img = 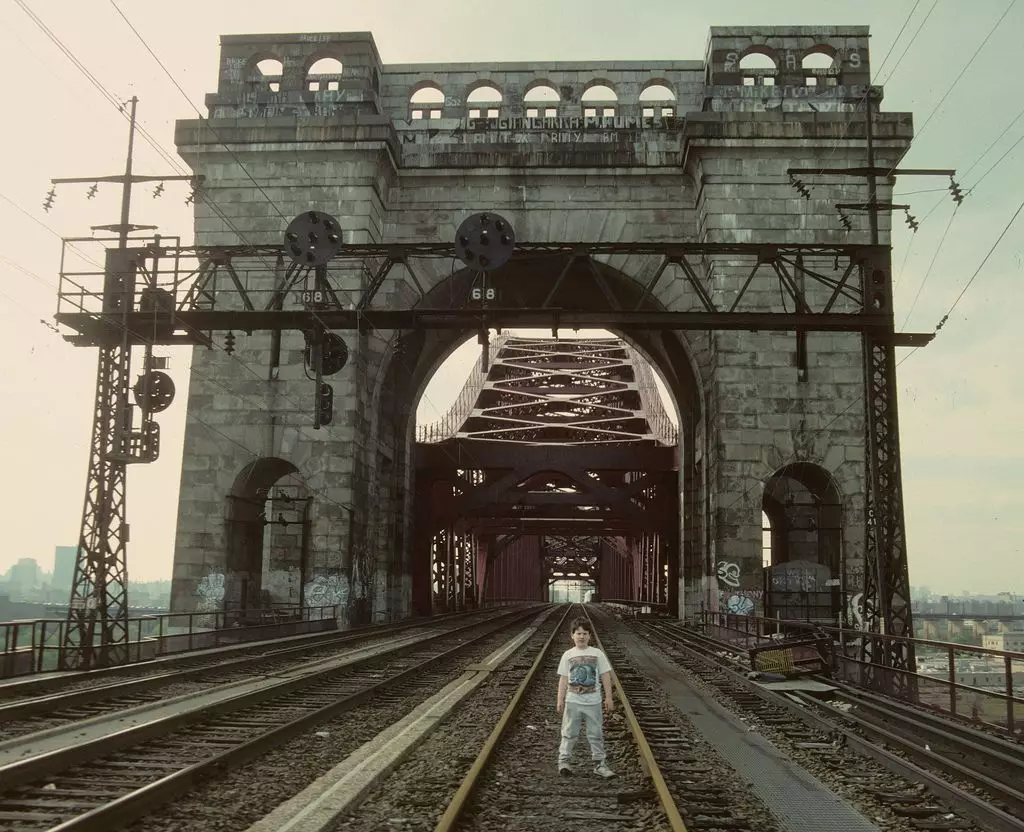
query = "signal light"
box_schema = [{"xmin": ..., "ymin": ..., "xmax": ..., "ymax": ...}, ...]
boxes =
[{"xmin": 318, "ymin": 383, "xmax": 334, "ymax": 427}]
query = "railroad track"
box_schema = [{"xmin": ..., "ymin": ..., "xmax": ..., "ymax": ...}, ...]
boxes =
[
  {"xmin": 0, "ymin": 607, "xmax": 528, "ymax": 742},
  {"xmin": 0, "ymin": 607, "xmax": 500, "ymax": 705},
  {"xmin": 429, "ymin": 604, "xmax": 681, "ymax": 832},
  {"xmin": 0, "ymin": 606, "xmax": 542, "ymax": 831},
  {"xmin": 639, "ymin": 619, "xmax": 1024, "ymax": 832},
  {"xmin": 423, "ymin": 604, "xmax": 786, "ymax": 832}
]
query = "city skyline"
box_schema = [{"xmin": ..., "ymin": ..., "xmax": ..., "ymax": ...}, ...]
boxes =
[{"xmin": 0, "ymin": 1, "xmax": 1020, "ymax": 594}]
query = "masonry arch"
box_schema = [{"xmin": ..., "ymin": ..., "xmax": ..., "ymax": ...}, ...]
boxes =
[
  {"xmin": 639, "ymin": 81, "xmax": 676, "ymax": 117},
  {"xmin": 524, "ymin": 81, "xmax": 560, "ymax": 117},
  {"xmin": 247, "ymin": 56, "xmax": 284, "ymax": 92},
  {"xmin": 366, "ymin": 256, "xmax": 705, "ymax": 620},
  {"xmin": 410, "ymin": 84, "xmax": 445, "ymax": 119},
  {"xmin": 761, "ymin": 462, "xmax": 843, "ymax": 620},
  {"xmin": 466, "ymin": 83, "xmax": 502, "ymax": 118},
  {"xmin": 224, "ymin": 457, "xmax": 312, "ymax": 619},
  {"xmin": 581, "ymin": 81, "xmax": 618, "ymax": 117}
]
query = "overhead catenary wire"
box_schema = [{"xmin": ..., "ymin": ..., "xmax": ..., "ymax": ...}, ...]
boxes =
[{"xmin": 18, "ymin": 0, "xmax": 468, "ymax": 480}]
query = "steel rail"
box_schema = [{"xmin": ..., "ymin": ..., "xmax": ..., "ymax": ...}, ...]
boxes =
[
  {"xmin": 0, "ymin": 607, "xmax": 513, "ymax": 721},
  {"xmin": 0, "ymin": 606, "xmax": 495, "ymax": 702},
  {"xmin": 584, "ymin": 610, "xmax": 689, "ymax": 832},
  {"xmin": 433, "ymin": 605, "xmax": 574, "ymax": 831},
  {"xmin": 657, "ymin": 619, "xmax": 1024, "ymax": 790},
  {"xmin": 40, "ymin": 609, "xmax": 547, "ymax": 832},
  {"xmin": 793, "ymin": 690, "xmax": 1024, "ymax": 818},
  {"xmin": 641, "ymin": 621, "xmax": 1024, "ymax": 832},
  {"xmin": 0, "ymin": 607, "xmax": 539, "ymax": 793}
]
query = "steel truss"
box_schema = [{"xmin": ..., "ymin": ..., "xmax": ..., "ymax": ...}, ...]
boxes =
[
  {"xmin": 57, "ymin": 241, "xmax": 930, "ymax": 345},
  {"xmin": 861, "ymin": 333, "xmax": 916, "ymax": 691},
  {"xmin": 56, "ymin": 235, "xmax": 924, "ymax": 678}
]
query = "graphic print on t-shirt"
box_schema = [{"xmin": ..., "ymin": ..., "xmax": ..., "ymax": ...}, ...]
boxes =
[{"xmin": 567, "ymin": 654, "xmax": 599, "ymax": 695}]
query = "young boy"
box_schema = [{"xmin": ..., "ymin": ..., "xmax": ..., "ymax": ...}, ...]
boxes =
[{"xmin": 555, "ymin": 617, "xmax": 615, "ymax": 778}]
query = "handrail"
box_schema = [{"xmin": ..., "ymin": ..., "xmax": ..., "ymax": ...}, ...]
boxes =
[{"xmin": 416, "ymin": 332, "xmax": 510, "ymax": 443}]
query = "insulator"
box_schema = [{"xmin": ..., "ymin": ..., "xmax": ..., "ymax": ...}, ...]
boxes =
[
  {"xmin": 949, "ymin": 178, "xmax": 965, "ymax": 205},
  {"xmin": 224, "ymin": 330, "xmax": 236, "ymax": 355}
]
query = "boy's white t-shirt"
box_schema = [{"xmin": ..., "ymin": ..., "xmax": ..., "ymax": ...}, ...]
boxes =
[{"xmin": 557, "ymin": 646, "xmax": 612, "ymax": 706}]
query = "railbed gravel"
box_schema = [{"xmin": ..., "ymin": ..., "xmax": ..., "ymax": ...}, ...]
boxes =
[
  {"xmin": 630, "ymin": 620, "xmax": 989, "ymax": 832},
  {"xmin": 123, "ymin": 612, "xmax": 548, "ymax": 832},
  {"xmin": 0, "ymin": 611, "xmax": 502, "ymax": 705},
  {"xmin": 333, "ymin": 609, "xmax": 670, "ymax": 832},
  {"xmin": 0, "ymin": 613, "xmax": 515, "ymax": 742},
  {"xmin": 592, "ymin": 612, "xmax": 783, "ymax": 832}
]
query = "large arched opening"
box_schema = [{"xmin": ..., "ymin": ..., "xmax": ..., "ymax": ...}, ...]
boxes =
[{"xmin": 366, "ymin": 255, "xmax": 705, "ymax": 620}]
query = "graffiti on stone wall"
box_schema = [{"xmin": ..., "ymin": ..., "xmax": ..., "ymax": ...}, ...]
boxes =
[
  {"xmin": 195, "ymin": 573, "xmax": 226, "ymax": 612},
  {"xmin": 847, "ymin": 592, "xmax": 865, "ymax": 629},
  {"xmin": 716, "ymin": 560, "xmax": 740, "ymax": 588},
  {"xmin": 304, "ymin": 573, "xmax": 349, "ymax": 609},
  {"xmin": 725, "ymin": 593, "xmax": 755, "ymax": 615},
  {"xmin": 722, "ymin": 589, "xmax": 763, "ymax": 616}
]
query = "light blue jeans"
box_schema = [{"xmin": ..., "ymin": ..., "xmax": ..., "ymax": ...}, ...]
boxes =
[{"xmin": 558, "ymin": 700, "xmax": 606, "ymax": 763}]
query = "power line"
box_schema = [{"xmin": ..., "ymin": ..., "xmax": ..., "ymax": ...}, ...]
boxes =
[
  {"xmin": 879, "ymin": 0, "xmax": 938, "ymax": 86},
  {"xmin": 874, "ymin": 0, "xmax": 923, "ymax": 81},
  {"xmin": 908, "ymin": 0, "xmax": 1017, "ymax": 148},
  {"xmin": 899, "ymin": 203, "xmax": 959, "ymax": 330},
  {"xmin": 934, "ymin": 195, "xmax": 1024, "ymax": 333},
  {"xmin": 109, "ymin": 0, "xmax": 289, "ymax": 224},
  {"xmin": 961, "ymin": 105, "xmax": 1024, "ymax": 181}
]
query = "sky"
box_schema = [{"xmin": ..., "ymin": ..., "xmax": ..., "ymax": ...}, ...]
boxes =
[{"xmin": 0, "ymin": 0, "xmax": 1021, "ymax": 594}]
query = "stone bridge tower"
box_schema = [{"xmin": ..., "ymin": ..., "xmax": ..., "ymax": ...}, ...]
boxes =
[{"xmin": 170, "ymin": 26, "xmax": 912, "ymax": 628}]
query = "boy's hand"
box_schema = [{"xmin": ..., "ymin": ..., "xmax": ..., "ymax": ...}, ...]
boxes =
[
  {"xmin": 604, "ymin": 697, "xmax": 615, "ymax": 713},
  {"xmin": 556, "ymin": 700, "xmax": 564, "ymax": 714}
]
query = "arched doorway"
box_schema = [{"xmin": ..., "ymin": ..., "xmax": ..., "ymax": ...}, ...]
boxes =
[
  {"xmin": 761, "ymin": 462, "xmax": 843, "ymax": 621},
  {"xmin": 224, "ymin": 457, "xmax": 312, "ymax": 621}
]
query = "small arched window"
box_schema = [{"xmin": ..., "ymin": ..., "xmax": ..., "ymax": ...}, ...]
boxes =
[
  {"xmin": 524, "ymin": 84, "xmax": 559, "ymax": 118},
  {"xmin": 802, "ymin": 51, "xmax": 838, "ymax": 87},
  {"xmin": 255, "ymin": 58, "xmax": 283, "ymax": 93},
  {"xmin": 307, "ymin": 57, "xmax": 343, "ymax": 92},
  {"xmin": 738, "ymin": 52, "xmax": 777, "ymax": 87},
  {"xmin": 467, "ymin": 85, "xmax": 502, "ymax": 119},
  {"xmin": 582, "ymin": 84, "xmax": 617, "ymax": 117},
  {"xmin": 639, "ymin": 83, "xmax": 676, "ymax": 118},
  {"xmin": 410, "ymin": 85, "xmax": 445, "ymax": 120},
  {"xmin": 762, "ymin": 511, "xmax": 772, "ymax": 568}
]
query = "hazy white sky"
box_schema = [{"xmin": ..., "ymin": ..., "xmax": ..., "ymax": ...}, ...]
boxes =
[{"xmin": 0, "ymin": 0, "xmax": 1020, "ymax": 594}]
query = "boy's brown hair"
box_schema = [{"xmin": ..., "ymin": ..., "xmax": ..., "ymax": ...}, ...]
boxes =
[{"xmin": 570, "ymin": 617, "xmax": 592, "ymax": 635}]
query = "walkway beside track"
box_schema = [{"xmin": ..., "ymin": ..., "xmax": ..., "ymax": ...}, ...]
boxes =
[{"xmin": 603, "ymin": 615, "xmax": 883, "ymax": 832}]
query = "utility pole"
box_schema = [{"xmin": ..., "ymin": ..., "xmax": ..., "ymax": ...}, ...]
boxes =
[
  {"xmin": 57, "ymin": 97, "xmax": 196, "ymax": 670},
  {"xmin": 788, "ymin": 87, "xmax": 962, "ymax": 695}
]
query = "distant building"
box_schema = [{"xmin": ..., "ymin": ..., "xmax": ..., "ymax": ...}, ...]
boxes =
[
  {"xmin": 982, "ymin": 633, "xmax": 1024, "ymax": 654},
  {"xmin": 53, "ymin": 546, "xmax": 77, "ymax": 600},
  {"xmin": 6, "ymin": 558, "xmax": 42, "ymax": 599}
]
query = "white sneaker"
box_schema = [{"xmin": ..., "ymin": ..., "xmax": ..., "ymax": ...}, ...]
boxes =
[{"xmin": 594, "ymin": 762, "xmax": 615, "ymax": 778}]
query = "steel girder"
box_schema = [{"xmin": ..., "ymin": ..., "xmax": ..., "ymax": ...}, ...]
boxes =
[
  {"xmin": 55, "ymin": 240, "xmax": 933, "ymax": 347},
  {"xmin": 429, "ymin": 526, "xmax": 475, "ymax": 612}
]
